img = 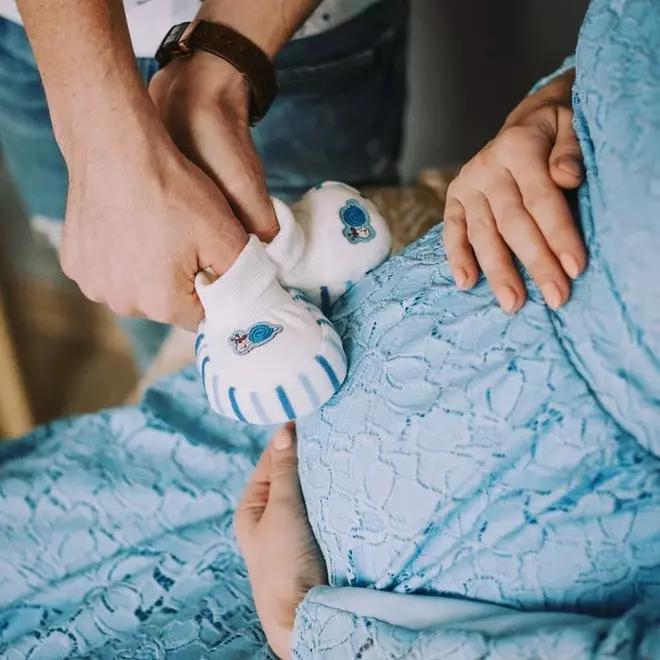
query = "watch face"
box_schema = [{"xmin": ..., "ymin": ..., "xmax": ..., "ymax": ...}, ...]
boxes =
[
  {"xmin": 156, "ymin": 23, "xmax": 190, "ymax": 66},
  {"xmin": 163, "ymin": 23, "xmax": 187, "ymax": 49},
  {"xmin": 156, "ymin": 23, "xmax": 189, "ymax": 68}
]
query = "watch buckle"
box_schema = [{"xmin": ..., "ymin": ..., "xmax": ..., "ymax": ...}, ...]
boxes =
[{"xmin": 178, "ymin": 20, "xmax": 200, "ymax": 55}]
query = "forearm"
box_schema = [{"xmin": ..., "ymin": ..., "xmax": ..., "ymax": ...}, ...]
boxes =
[{"xmin": 16, "ymin": 0, "xmax": 159, "ymax": 161}]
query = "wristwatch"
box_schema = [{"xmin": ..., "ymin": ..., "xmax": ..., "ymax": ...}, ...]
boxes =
[{"xmin": 155, "ymin": 20, "xmax": 278, "ymax": 125}]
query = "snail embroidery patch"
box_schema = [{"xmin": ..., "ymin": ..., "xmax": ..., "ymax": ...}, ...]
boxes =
[
  {"xmin": 339, "ymin": 199, "xmax": 375, "ymax": 244},
  {"xmin": 229, "ymin": 322, "xmax": 283, "ymax": 356}
]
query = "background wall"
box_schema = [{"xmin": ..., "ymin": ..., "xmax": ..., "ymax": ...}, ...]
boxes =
[{"xmin": 402, "ymin": 0, "xmax": 589, "ymax": 178}]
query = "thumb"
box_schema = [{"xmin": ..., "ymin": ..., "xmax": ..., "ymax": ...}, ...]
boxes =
[
  {"xmin": 548, "ymin": 106, "xmax": 584, "ymax": 189},
  {"xmin": 234, "ymin": 444, "xmax": 274, "ymax": 545},
  {"xmin": 267, "ymin": 424, "xmax": 303, "ymax": 507}
]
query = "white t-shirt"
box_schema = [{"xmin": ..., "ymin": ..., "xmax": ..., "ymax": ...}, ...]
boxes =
[{"xmin": 0, "ymin": 0, "xmax": 382, "ymax": 57}]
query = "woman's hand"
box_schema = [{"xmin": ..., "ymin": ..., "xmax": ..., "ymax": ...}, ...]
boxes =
[
  {"xmin": 235, "ymin": 425, "xmax": 327, "ymax": 659},
  {"xmin": 443, "ymin": 68, "xmax": 587, "ymax": 312}
]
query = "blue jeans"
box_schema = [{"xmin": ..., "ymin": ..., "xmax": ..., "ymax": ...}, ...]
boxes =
[{"xmin": 0, "ymin": 0, "xmax": 408, "ymax": 369}]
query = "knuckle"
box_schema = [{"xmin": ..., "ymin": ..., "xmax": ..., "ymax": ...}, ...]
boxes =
[
  {"xmin": 556, "ymin": 104, "xmax": 575, "ymax": 124},
  {"xmin": 145, "ymin": 300, "xmax": 175, "ymax": 324},
  {"xmin": 457, "ymin": 155, "xmax": 480, "ymax": 181},
  {"xmin": 466, "ymin": 214, "xmax": 494, "ymax": 240},
  {"xmin": 493, "ymin": 206, "xmax": 524, "ymax": 233},
  {"xmin": 147, "ymin": 288, "xmax": 192, "ymax": 325},
  {"xmin": 79, "ymin": 286, "xmax": 100, "ymax": 304},
  {"xmin": 454, "ymin": 163, "xmax": 470, "ymax": 181},
  {"xmin": 442, "ymin": 211, "xmax": 465, "ymax": 228},
  {"xmin": 441, "ymin": 216, "xmax": 458, "ymax": 237},
  {"xmin": 105, "ymin": 290, "xmax": 138, "ymax": 316},
  {"xmin": 471, "ymin": 146, "xmax": 492, "ymax": 170},
  {"xmin": 276, "ymin": 455, "xmax": 298, "ymax": 472},
  {"xmin": 494, "ymin": 127, "xmax": 526, "ymax": 155},
  {"xmin": 109, "ymin": 302, "xmax": 135, "ymax": 318},
  {"xmin": 59, "ymin": 250, "xmax": 77, "ymax": 280},
  {"xmin": 458, "ymin": 146, "xmax": 495, "ymax": 184},
  {"xmin": 446, "ymin": 179, "xmax": 460, "ymax": 197},
  {"xmin": 524, "ymin": 188, "xmax": 555, "ymax": 215},
  {"xmin": 525, "ymin": 252, "xmax": 562, "ymax": 281}
]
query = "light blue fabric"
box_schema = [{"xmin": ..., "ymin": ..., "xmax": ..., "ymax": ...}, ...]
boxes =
[
  {"xmin": 290, "ymin": 0, "xmax": 660, "ymax": 654},
  {"xmin": 295, "ymin": 0, "xmax": 660, "ymax": 613},
  {"xmin": 0, "ymin": 370, "xmax": 276, "ymax": 658},
  {"xmin": 300, "ymin": 585, "xmax": 610, "ymax": 633},
  {"xmin": 2, "ymin": 0, "xmax": 660, "ymax": 657},
  {"xmin": 294, "ymin": 589, "xmax": 660, "ymax": 659}
]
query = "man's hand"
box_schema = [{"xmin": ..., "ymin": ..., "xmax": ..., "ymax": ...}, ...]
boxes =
[
  {"xmin": 235, "ymin": 425, "xmax": 327, "ymax": 659},
  {"xmin": 61, "ymin": 126, "xmax": 248, "ymax": 325},
  {"xmin": 17, "ymin": 0, "xmax": 254, "ymax": 327},
  {"xmin": 443, "ymin": 69, "xmax": 586, "ymax": 312},
  {"xmin": 18, "ymin": 0, "xmax": 321, "ymax": 326},
  {"xmin": 149, "ymin": 54, "xmax": 278, "ymax": 241},
  {"xmin": 149, "ymin": 0, "xmax": 325, "ymax": 242}
]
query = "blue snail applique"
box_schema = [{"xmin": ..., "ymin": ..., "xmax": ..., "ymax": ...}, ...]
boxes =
[
  {"xmin": 339, "ymin": 199, "xmax": 376, "ymax": 243},
  {"xmin": 229, "ymin": 322, "xmax": 283, "ymax": 356}
]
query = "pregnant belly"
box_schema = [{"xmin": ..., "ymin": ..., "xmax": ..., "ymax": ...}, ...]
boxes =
[{"xmin": 298, "ymin": 226, "xmax": 660, "ymax": 617}]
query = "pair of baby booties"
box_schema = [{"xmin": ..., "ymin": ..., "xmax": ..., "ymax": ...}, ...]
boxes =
[{"xmin": 194, "ymin": 182, "xmax": 391, "ymax": 426}]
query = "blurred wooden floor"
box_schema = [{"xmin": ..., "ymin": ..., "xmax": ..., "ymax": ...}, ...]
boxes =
[
  {"xmin": 0, "ymin": 272, "xmax": 138, "ymax": 439},
  {"xmin": 0, "ymin": 163, "xmax": 138, "ymax": 439}
]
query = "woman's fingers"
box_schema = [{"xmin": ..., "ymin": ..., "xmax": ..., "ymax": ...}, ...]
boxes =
[
  {"xmin": 266, "ymin": 424, "xmax": 302, "ymax": 509},
  {"xmin": 443, "ymin": 195, "xmax": 479, "ymax": 289},
  {"xmin": 460, "ymin": 188, "xmax": 526, "ymax": 312},
  {"xmin": 548, "ymin": 105, "xmax": 584, "ymax": 191},
  {"xmin": 504, "ymin": 109, "xmax": 586, "ymax": 281},
  {"xmin": 234, "ymin": 425, "xmax": 297, "ymax": 546},
  {"xmin": 443, "ymin": 100, "xmax": 588, "ymax": 312},
  {"xmin": 451, "ymin": 166, "xmax": 572, "ymax": 311},
  {"xmin": 484, "ymin": 168, "xmax": 570, "ymax": 309},
  {"xmin": 515, "ymin": 164, "xmax": 587, "ymax": 281},
  {"xmin": 234, "ymin": 444, "xmax": 273, "ymax": 543}
]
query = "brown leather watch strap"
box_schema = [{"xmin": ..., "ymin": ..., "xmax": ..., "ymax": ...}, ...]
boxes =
[{"xmin": 156, "ymin": 20, "xmax": 278, "ymax": 125}]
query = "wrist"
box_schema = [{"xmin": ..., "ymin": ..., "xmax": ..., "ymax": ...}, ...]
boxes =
[
  {"xmin": 266, "ymin": 622, "xmax": 293, "ymax": 660},
  {"xmin": 504, "ymin": 67, "xmax": 575, "ymax": 128},
  {"xmin": 165, "ymin": 50, "xmax": 251, "ymax": 119},
  {"xmin": 252, "ymin": 588, "xmax": 299, "ymax": 660},
  {"xmin": 54, "ymin": 71, "xmax": 165, "ymax": 165},
  {"xmin": 63, "ymin": 104, "xmax": 176, "ymax": 179}
]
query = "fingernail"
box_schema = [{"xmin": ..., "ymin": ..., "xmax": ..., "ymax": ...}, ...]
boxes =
[
  {"xmin": 499, "ymin": 285, "xmax": 518, "ymax": 313},
  {"xmin": 454, "ymin": 267, "xmax": 468, "ymax": 288},
  {"xmin": 273, "ymin": 430, "xmax": 293, "ymax": 451},
  {"xmin": 542, "ymin": 282, "xmax": 563, "ymax": 309},
  {"xmin": 560, "ymin": 253, "xmax": 581, "ymax": 279},
  {"xmin": 557, "ymin": 158, "xmax": 582, "ymax": 178}
]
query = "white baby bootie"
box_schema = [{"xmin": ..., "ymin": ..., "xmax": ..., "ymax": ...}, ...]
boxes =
[
  {"xmin": 195, "ymin": 235, "xmax": 347, "ymax": 425},
  {"xmin": 264, "ymin": 181, "xmax": 392, "ymax": 313}
]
